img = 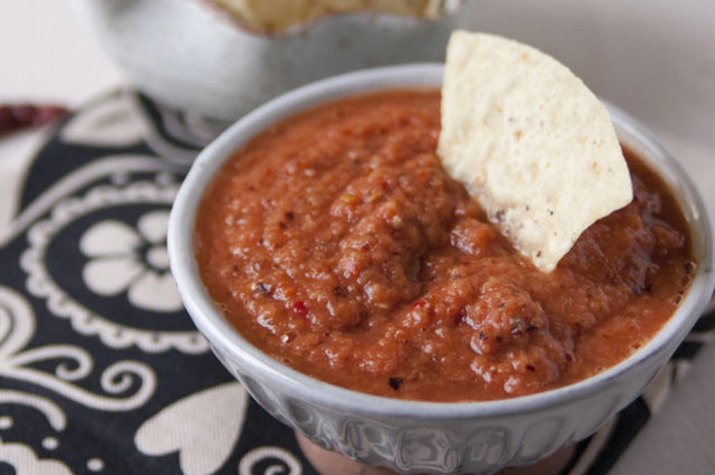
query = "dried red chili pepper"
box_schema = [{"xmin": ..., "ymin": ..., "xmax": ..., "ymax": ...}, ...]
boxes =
[{"xmin": 0, "ymin": 103, "xmax": 68, "ymax": 136}]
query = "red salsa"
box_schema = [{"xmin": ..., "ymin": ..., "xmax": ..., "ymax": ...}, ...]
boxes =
[{"xmin": 195, "ymin": 90, "xmax": 694, "ymax": 401}]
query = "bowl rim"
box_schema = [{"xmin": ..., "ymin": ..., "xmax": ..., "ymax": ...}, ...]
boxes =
[{"xmin": 168, "ymin": 63, "xmax": 715, "ymax": 419}]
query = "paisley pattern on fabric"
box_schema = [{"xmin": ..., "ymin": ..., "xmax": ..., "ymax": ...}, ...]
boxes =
[{"xmin": 0, "ymin": 90, "xmax": 313, "ymax": 474}]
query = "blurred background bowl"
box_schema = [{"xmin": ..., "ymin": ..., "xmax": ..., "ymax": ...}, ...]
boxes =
[{"xmin": 70, "ymin": 0, "xmax": 474, "ymax": 121}]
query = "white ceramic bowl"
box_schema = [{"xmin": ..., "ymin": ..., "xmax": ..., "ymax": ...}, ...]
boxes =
[
  {"xmin": 168, "ymin": 64, "xmax": 715, "ymax": 474},
  {"xmin": 70, "ymin": 0, "xmax": 474, "ymax": 121}
]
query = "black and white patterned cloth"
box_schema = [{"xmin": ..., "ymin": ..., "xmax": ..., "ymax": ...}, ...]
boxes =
[{"xmin": 0, "ymin": 89, "xmax": 712, "ymax": 475}]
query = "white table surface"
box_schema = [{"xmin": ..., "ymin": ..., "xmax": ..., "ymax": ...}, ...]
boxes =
[{"xmin": 1, "ymin": 1, "xmax": 713, "ymax": 473}]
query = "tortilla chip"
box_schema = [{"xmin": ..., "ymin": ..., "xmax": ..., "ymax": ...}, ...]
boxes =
[
  {"xmin": 212, "ymin": 0, "xmax": 448, "ymax": 32},
  {"xmin": 439, "ymin": 31, "xmax": 633, "ymax": 272}
]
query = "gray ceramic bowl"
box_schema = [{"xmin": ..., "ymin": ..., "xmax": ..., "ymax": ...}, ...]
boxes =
[
  {"xmin": 168, "ymin": 64, "xmax": 715, "ymax": 474},
  {"xmin": 70, "ymin": 0, "xmax": 474, "ymax": 121}
]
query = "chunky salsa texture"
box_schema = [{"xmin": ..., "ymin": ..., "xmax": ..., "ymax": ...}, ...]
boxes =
[{"xmin": 195, "ymin": 90, "xmax": 694, "ymax": 401}]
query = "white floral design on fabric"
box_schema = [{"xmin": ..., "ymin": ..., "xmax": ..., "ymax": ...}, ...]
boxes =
[
  {"xmin": 135, "ymin": 382, "xmax": 249, "ymax": 475},
  {"xmin": 80, "ymin": 210, "xmax": 182, "ymax": 313},
  {"xmin": 0, "ymin": 439, "xmax": 73, "ymax": 475}
]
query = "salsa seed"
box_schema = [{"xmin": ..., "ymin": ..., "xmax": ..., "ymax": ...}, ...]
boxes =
[
  {"xmin": 253, "ymin": 282, "xmax": 272, "ymax": 294},
  {"xmin": 340, "ymin": 193, "xmax": 357, "ymax": 204},
  {"xmin": 526, "ymin": 364, "xmax": 536, "ymax": 372}
]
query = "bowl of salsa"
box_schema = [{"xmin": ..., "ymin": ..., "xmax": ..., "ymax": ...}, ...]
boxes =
[{"xmin": 168, "ymin": 64, "xmax": 714, "ymax": 473}]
